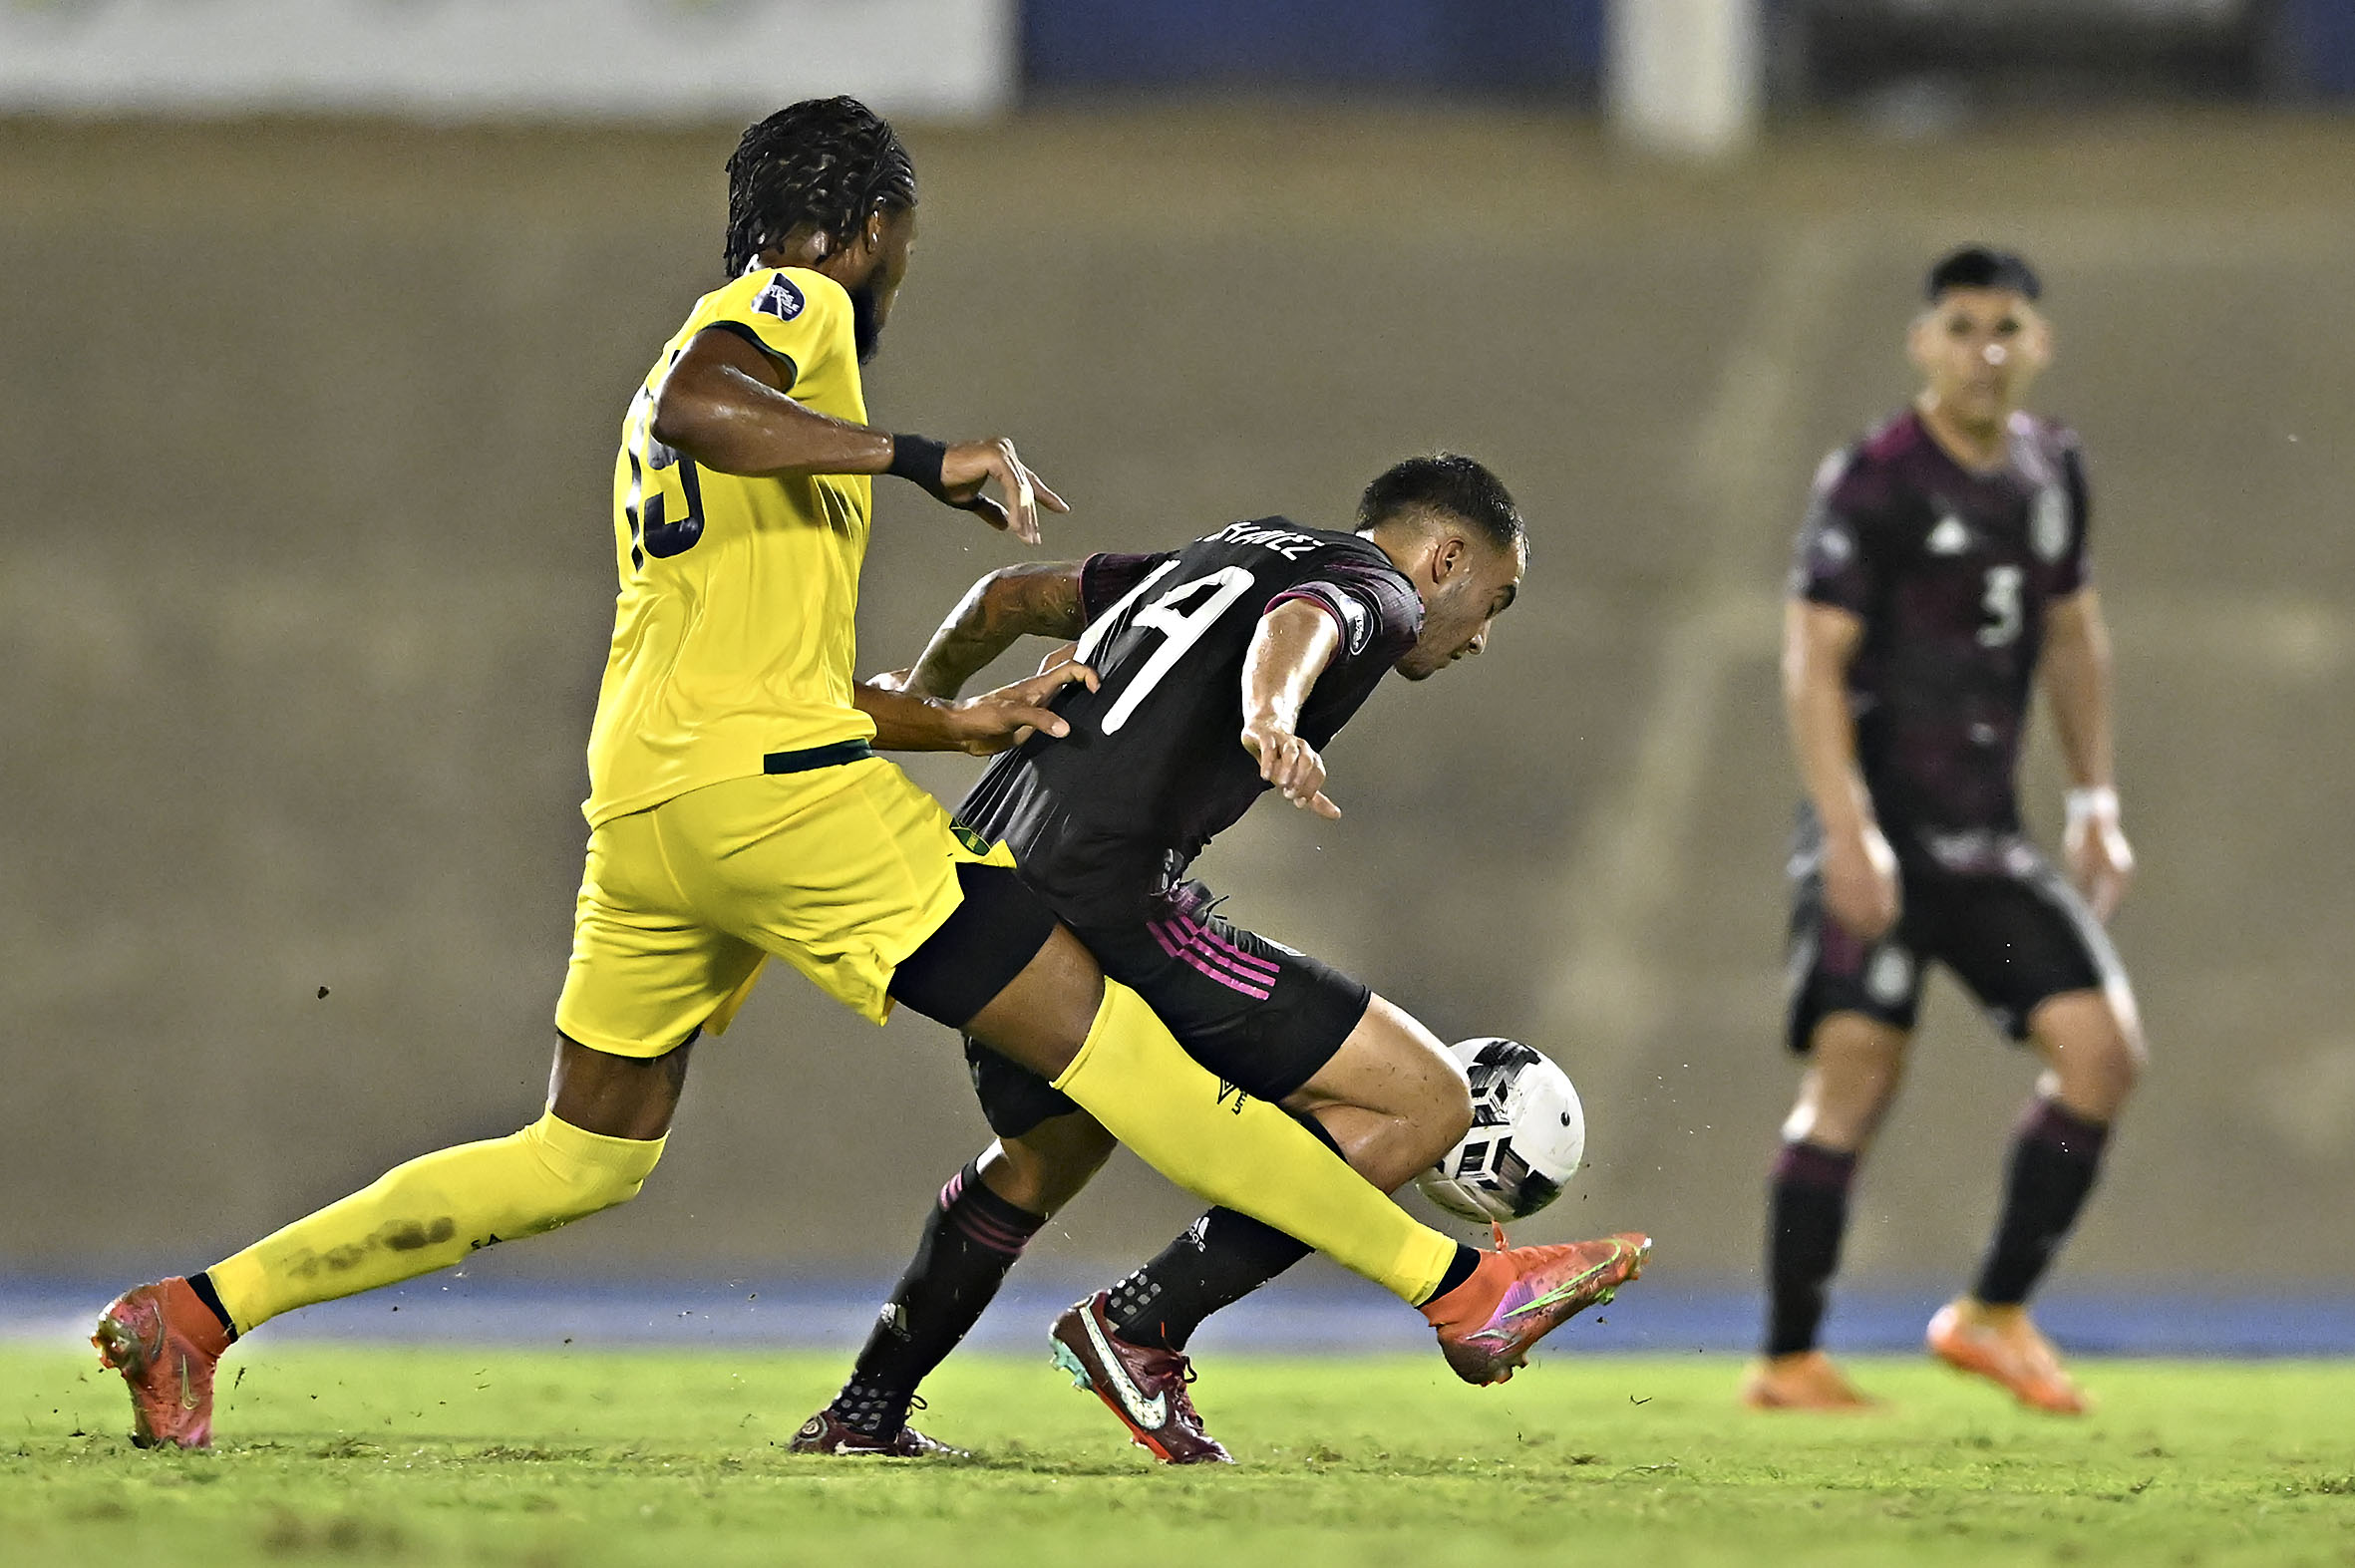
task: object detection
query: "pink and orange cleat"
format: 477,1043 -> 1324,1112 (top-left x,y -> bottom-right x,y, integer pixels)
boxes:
1426,1231 -> 1652,1386
1926,1299 -> 2090,1414
93,1277 -> 233,1450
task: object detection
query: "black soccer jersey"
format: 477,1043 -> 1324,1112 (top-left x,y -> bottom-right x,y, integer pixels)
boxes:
958,518 -> 1423,924
1790,408 -> 2092,855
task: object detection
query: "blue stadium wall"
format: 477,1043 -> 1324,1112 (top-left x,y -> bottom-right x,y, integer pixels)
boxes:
1024,0 -> 1609,97
1021,0 -> 2355,100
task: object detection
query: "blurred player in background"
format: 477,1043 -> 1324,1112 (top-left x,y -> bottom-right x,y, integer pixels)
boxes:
94,99 -> 1597,1450
795,457 -> 1648,1462
1746,247 -> 2144,1415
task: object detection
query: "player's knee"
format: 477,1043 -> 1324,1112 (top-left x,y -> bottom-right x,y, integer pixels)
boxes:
1419,1071 -> 1476,1164
2033,990 -> 2143,1115
980,1117 -> 1115,1218
2091,1028 -> 2144,1113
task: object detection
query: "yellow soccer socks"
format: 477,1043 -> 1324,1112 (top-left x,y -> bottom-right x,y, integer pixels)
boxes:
205,1110 -> 665,1335
1051,980 -> 1457,1305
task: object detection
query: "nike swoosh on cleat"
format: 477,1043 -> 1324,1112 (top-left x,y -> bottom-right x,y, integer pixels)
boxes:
1080,1308 -> 1168,1430
1499,1253 -> 1624,1323
178,1359 -> 199,1411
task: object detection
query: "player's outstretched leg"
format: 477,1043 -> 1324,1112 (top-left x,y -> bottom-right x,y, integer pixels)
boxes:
95,1039 -> 679,1448
896,886 -> 1654,1384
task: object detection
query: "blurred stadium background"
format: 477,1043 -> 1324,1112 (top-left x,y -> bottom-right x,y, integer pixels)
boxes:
2,0 -> 2350,1353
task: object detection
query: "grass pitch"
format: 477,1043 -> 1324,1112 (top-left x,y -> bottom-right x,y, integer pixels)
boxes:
6,1345 -> 2351,1567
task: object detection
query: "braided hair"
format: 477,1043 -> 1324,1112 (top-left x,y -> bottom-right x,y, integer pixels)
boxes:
722,97 -> 917,278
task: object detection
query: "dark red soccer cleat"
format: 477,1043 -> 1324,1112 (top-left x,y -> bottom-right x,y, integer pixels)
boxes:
1426,1232 -> 1652,1386
1048,1292 -> 1233,1464
788,1406 -> 968,1458
92,1277 -> 233,1450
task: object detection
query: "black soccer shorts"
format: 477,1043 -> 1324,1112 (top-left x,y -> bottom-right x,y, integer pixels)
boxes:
964,886 -> 1373,1139
1784,839 -> 2127,1054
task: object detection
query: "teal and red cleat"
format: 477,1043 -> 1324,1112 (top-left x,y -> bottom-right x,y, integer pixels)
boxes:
1048,1292 -> 1233,1464
1427,1232 -> 1652,1386
92,1277 -> 233,1450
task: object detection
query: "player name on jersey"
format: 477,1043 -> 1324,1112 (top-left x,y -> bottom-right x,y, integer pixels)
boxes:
959,518 -> 1422,923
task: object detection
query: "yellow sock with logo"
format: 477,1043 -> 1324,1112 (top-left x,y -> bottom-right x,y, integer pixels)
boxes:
204,1110 -> 665,1335
1051,980 -> 1457,1305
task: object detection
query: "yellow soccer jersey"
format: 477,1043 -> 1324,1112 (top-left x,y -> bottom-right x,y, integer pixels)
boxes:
584,266 -> 876,826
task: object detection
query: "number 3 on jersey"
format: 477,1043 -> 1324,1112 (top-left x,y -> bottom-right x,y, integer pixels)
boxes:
620,372 -> 708,569
1077,564 -> 1259,734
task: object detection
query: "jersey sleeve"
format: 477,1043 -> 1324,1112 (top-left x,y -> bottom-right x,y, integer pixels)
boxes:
1789,446 -> 1881,616
698,267 -> 853,392
1079,551 -> 1179,624
2052,441 -> 2093,597
1267,556 -> 1424,670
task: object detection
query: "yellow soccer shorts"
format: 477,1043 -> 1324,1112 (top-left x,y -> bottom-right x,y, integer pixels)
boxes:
555,757 -> 1016,1057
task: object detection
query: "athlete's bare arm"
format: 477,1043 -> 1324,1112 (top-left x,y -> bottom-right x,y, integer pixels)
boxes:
1783,598 -> 1899,941
899,561 -> 1088,698
2042,587 -> 2134,920
651,327 -> 1068,542
1240,598 -> 1343,819
853,661 -> 1099,757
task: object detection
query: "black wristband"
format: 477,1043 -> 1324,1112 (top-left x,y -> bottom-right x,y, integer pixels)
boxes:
885,434 -> 948,496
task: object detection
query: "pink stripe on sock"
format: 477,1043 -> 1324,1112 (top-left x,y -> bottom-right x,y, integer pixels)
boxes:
951,1208 -> 1033,1255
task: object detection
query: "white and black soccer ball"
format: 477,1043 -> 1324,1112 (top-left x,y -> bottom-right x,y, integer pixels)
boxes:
1414,1038 -> 1585,1224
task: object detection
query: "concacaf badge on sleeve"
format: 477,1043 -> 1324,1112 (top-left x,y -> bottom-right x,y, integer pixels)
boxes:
753,273 -> 806,322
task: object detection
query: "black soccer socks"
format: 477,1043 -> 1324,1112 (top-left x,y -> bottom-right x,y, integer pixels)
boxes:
1765,1140 -> 1858,1357
1106,1209 -> 1314,1353
832,1160 -> 1043,1436
1974,1098 -> 2110,1308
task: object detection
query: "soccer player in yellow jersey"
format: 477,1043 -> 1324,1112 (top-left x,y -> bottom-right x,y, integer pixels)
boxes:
94,98 -> 1639,1452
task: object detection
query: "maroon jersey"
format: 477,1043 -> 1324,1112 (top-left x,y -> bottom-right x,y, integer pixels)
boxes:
958,518 -> 1423,924
1790,408 -> 2091,857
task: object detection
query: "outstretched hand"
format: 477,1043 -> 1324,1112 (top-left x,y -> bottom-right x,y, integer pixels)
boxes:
947,660 -> 1099,756
1241,718 -> 1340,819
935,438 -> 1070,545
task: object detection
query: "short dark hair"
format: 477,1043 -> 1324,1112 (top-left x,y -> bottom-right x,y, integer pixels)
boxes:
1358,454 -> 1523,552
723,97 -> 917,278
1925,244 -> 2042,303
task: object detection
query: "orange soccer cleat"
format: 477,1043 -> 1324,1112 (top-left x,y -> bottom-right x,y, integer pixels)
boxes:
93,1277 -> 234,1450
1740,1349 -> 1878,1411
1926,1299 -> 2090,1414
1426,1231 -> 1651,1386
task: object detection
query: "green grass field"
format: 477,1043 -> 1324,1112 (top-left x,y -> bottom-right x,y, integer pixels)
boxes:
6,1346 -> 2351,1567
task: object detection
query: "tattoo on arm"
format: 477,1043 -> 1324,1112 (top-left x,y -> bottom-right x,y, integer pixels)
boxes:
907,561 -> 1084,698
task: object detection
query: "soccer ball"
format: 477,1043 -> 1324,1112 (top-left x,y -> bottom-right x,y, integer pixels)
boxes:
1414,1038 -> 1585,1224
